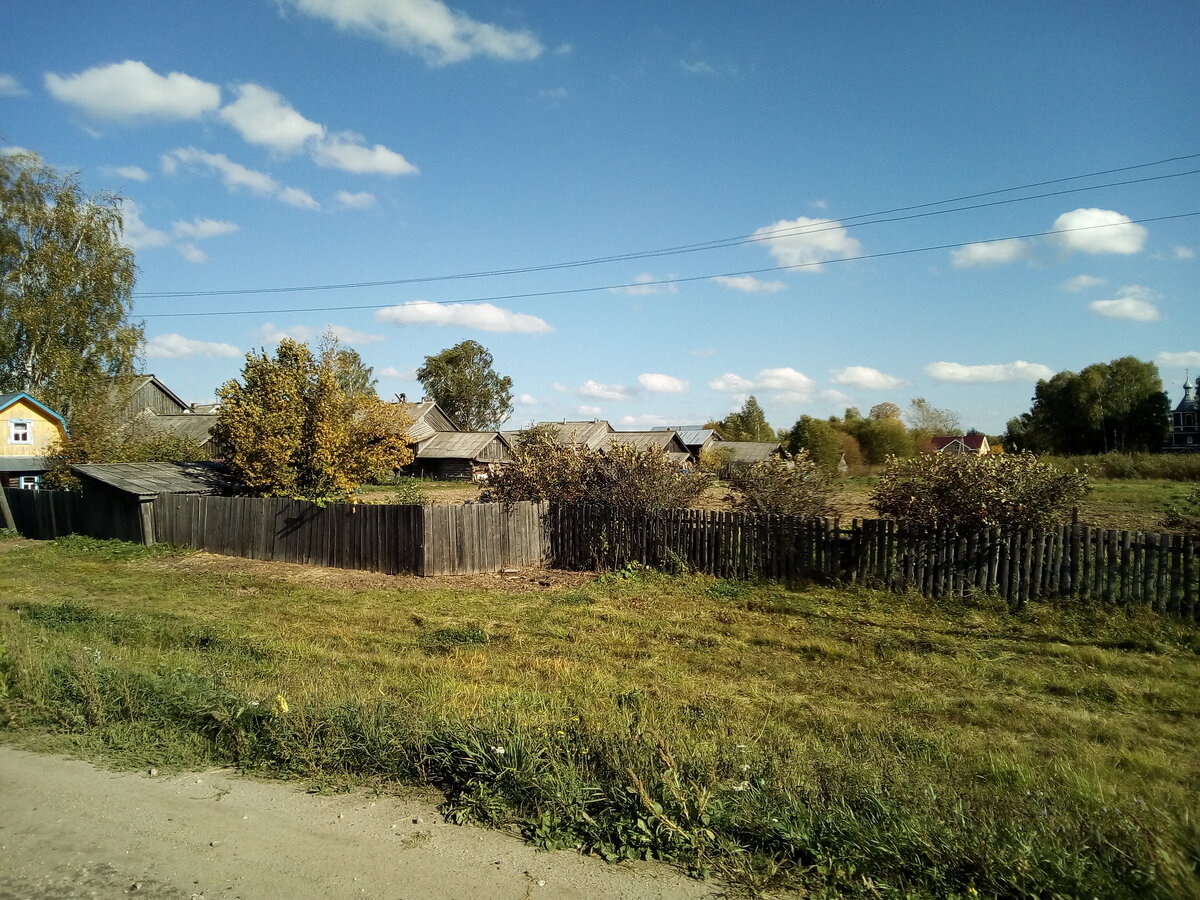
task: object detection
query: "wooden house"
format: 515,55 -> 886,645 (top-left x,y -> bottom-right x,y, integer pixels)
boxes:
0,392 -> 68,489
931,435 -> 990,455
651,425 -> 723,463
717,441 -> 784,474
520,420 -> 615,450
402,431 -> 514,480
598,430 -> 693,466
108,375 -> 191,422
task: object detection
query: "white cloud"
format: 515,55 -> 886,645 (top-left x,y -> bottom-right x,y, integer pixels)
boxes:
1157,351 -> 1200,369
375,300 -> 552,334
177,243 -> 207,264
924,361 -> 1055,383
163,147 -> 319,209
709,367 -> 815,398
708,372 -> 755,393
45,60 -> 220,121
1051,208 -> 1147,255
380,366 -> 418,379
257,322 -> 385,345
637,373 -> 689,394
620,414 -> 672,427
280,0 -> 544,65
335,190 -> 377,210
117,200 -> 170,250
219,83 -> 324,154
577,405 -> 603,417
1060,274 -> 1105,293
830,366 -> 905,390
751,216 -> 861,271
568,380 -> 636,402
950,238 -> 1031,268
1173,245 -> 1196,260
712,275 -> 786,293
517,393 -> 539,405
312,132 -> 418,175
145,333 -> 240,359
1088,284 -> 1160,322
172,218 -> 239,241
609,273 -> 678,296
101,165 -> 150,182
0,74 -> 27,96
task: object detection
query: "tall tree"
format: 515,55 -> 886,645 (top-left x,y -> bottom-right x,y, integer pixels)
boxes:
332,345 -> 377,398
214,338 -> 413,499
718,395 -> 776,442
785,415 -> 844,470
1005,357 -> 1167,454
0,151 -> 141,419
906,397 -> 961,434
416,340 -> 513,431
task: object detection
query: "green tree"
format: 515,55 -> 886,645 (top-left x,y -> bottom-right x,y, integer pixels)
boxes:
906,397 -> 961,434
871,452 -> 1090,530
1005,357 -> 1167,454
869,402 -> 902,421
718,395 -> 775,442
784,416 -> 844,471
333,346 -> 377,398
0,151 -> 141,420
851,416 -> 914,464
416,340 -> 513,431
214,338 -> 413,499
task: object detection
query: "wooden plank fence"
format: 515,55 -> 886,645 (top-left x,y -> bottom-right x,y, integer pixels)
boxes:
549,505 -> 1199,621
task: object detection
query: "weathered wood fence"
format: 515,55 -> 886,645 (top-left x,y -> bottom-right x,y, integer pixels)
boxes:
5,488 -> 1197,619
549,505 -> 1199,620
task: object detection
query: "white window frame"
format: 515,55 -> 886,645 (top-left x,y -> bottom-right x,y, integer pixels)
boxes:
17,475 -> 40,490
8,419 -> 31,444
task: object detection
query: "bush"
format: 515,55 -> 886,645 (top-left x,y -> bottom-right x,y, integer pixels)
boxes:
482,427 -> 710,512
728,450 -> 832,518
871,452 -> 1090,530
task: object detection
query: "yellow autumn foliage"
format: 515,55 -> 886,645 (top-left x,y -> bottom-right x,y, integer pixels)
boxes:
214,338 -> 413,499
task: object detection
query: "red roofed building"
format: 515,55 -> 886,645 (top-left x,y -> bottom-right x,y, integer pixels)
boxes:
931,435 -> 991,455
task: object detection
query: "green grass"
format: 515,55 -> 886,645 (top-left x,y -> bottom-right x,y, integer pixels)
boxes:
1,537 -> 1198,897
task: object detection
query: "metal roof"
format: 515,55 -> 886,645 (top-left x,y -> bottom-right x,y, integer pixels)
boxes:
72,462 -> 233,499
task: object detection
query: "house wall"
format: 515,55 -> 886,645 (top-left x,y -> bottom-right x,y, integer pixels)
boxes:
118,379 -> 188,421
1,397 -> 67,458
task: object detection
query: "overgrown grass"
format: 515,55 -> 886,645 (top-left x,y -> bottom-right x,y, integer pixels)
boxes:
1,537 -> 1198,897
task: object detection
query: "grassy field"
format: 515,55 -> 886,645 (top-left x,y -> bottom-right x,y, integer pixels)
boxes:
2,536 -> 1197,897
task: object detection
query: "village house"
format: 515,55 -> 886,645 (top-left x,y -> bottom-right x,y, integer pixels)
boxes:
931,435 -> 991,455
398,399 -> 514,480
0,392 -> 68,490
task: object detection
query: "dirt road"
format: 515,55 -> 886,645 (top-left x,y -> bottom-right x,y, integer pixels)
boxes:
0,745 -> 722,900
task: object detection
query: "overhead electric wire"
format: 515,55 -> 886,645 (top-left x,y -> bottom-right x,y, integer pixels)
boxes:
134,152 -> 1200,300
140,210 -> 1200,319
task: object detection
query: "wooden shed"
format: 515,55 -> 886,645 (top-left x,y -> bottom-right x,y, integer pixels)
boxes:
403,432 -> 514,480
72,462 -> 233,544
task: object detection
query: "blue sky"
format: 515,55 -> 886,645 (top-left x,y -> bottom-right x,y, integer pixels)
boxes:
3,1 -> 1197,434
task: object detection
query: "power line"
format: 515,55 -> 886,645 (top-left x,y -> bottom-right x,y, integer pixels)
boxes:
134,153 -> 1200,299
141,210 -> 1200,319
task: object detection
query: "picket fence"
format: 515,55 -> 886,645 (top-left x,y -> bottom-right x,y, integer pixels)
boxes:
4,488 -> 1197,619
549,505 -> 1198,620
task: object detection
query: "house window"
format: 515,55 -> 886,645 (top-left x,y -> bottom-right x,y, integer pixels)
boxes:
9,420 -> 31,444
18,475 -> 40,490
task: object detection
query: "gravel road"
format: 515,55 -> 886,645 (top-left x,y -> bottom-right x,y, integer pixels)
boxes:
0,745 -> 723,900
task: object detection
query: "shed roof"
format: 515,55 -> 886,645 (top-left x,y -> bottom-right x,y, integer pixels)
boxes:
598,431 -> 690,454
72,462 -> 233,499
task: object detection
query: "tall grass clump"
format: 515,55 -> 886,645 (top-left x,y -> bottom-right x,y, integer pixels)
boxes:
1045,452 -> 1200,481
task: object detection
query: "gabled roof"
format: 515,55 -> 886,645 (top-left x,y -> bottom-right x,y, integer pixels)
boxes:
399,400 -> 461,442
415,431 -> 512,460
136,412 -> 219,445
0,391 -> 69,433
72,462 -> 233,499
535,420 -> 614,449
598,431 -> 690,455
108,374 -> 189,413
931,435 -> 989,452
